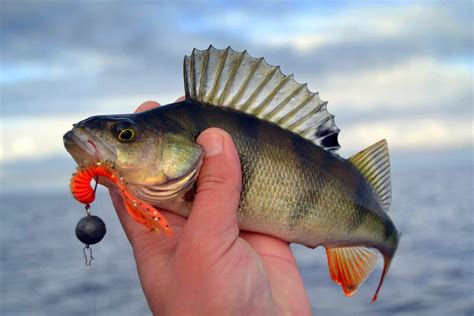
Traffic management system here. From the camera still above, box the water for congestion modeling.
[1,157,473,315]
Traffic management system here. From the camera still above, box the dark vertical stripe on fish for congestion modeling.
[347,181,371,233]
[195,102,220,138]
[288,136,317,228]
[235,110,260,139]
[235,113,260,216]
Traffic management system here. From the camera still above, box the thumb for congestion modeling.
[180,128,242,251]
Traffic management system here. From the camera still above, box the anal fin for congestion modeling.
[326,246,377,297]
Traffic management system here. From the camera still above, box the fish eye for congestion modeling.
[112,121,137,142]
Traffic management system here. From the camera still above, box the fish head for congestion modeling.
[63,114,204,190]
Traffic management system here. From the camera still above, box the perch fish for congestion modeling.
[64,46,400,302]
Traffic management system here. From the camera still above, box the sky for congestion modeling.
[0,0,473,191]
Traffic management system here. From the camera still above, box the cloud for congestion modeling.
[0,2,205,115]
[317,57,472,121]
[339,117,474,156]
[1,1,471,115]
[186,2,472,74]
[0,116,77,161]
[0,1,472,168]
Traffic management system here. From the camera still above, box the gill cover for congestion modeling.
[130,133,203,203]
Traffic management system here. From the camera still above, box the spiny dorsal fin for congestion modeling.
[326,246,377,297]
[184,45,340,153]
[349,140,391,211]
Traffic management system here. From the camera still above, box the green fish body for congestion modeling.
[64,46,399,301]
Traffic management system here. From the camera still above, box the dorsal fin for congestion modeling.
[184,45,340,153]
[349,140,391,211]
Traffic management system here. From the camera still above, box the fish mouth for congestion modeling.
[63,128,117,166]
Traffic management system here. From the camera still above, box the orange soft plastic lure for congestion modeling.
[70,161,172,237]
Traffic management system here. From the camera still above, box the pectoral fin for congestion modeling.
[326,246,377,297]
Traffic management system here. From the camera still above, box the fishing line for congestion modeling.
[74,142,103,315]
[83,176,100,316]
[85,253,98,316]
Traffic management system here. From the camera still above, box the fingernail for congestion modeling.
[201,132,224,157]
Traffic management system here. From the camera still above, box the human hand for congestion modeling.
[110,100,312,315]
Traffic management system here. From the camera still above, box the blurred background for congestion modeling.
[1,1,472,315]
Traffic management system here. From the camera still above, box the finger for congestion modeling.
[241,232,311,311]
[240,232,296,265]
[109,188,183,304]
[180,128,242,252]
[110,188,189,276]
[135,101,161,113]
